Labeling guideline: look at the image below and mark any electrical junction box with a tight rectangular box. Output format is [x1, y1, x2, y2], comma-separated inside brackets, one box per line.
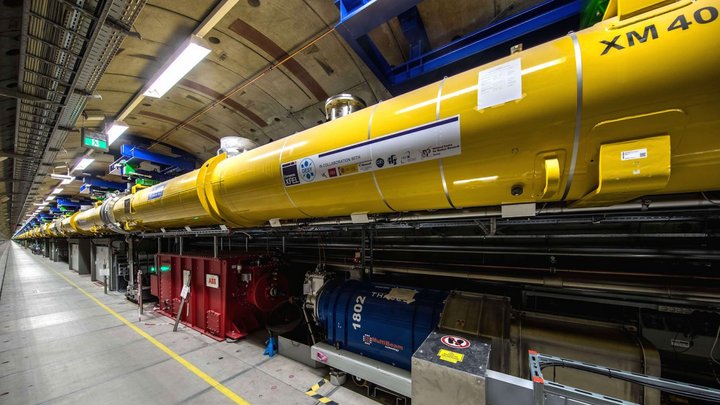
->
[411, 330, 491, 405]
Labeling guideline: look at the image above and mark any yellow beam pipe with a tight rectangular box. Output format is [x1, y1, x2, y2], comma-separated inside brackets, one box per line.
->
[25, 0, 720, 237]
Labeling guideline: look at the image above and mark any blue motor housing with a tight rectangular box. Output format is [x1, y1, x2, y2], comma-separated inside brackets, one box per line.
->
[316, 280, 448, 370]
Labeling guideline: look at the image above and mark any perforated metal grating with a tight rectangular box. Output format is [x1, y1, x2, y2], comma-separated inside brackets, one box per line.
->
[11, 0, 146, 232]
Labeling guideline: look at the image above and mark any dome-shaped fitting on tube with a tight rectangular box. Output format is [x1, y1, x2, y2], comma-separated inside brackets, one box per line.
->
[324, 93, 367, 121]
[218, 136, 257, 157]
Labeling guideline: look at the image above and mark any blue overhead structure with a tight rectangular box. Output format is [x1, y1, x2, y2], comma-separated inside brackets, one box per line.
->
[119, 144, 195, 175]
[335, 0, 584, 95]
[54, 198, 91, 223]
[38, 213, 54, 221]
[114, 134, 197, 162]
[56, 197, 86, 208]
[80, 177, 127, 194]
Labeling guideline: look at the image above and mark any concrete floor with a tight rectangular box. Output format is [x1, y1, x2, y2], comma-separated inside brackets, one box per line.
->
[0, 242, 378, 405]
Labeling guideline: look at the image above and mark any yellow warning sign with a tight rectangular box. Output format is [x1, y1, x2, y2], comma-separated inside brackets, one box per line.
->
[438, 349, 465, 364]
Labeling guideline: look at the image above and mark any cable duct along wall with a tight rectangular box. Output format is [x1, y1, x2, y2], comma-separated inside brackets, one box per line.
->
[11, 0, 146, 229]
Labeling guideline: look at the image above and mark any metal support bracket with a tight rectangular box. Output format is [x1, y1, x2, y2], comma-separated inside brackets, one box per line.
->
[528, 350, 720, 404]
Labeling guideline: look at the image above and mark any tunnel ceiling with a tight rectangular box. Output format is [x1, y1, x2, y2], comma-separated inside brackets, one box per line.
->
[2, 0, 543, 236]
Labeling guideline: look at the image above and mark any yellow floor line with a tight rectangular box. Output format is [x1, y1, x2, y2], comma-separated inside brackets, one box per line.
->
[51, 268, 250, 405]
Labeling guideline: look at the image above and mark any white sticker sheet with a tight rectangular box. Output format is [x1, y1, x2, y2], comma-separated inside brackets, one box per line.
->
[477, 58, 522, 110]
[621, 148, 648, 161]
[282, 116, 461, 187]
[147, 184, 166, 200]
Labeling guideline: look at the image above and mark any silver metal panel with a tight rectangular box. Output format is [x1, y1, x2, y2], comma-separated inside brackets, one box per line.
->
[278, 337, 323, 369]
[439, 291, 511, 372]
[501, 203, 536, 218]
[94, 245, 110, 281]
[545, 395, 593, 405]
[311, 342, 412, 397]
[485, 370, 534, 405]
[70, 243, 79, 271]
[411, 331, 491, 405]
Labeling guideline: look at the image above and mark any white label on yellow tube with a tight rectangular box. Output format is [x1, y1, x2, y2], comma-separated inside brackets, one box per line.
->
[477, 58, 522, 110]
[621, 148, 648, 160]
[147, 184, 166, 200]
[282, 116, 461, 187]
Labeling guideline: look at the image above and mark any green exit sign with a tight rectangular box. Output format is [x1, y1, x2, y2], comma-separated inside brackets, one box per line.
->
[84, 137, 107, 149]
[81, 128, 108, 151]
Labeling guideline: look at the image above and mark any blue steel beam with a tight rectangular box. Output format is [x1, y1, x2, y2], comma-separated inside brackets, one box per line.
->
[56, 197, 85, 207]
[335, 0, 583, 95]
[120, 144, 195, 173]
[388, 0, 583, 86]
[334, 0, 422, 87]
[335, 0, 423, 36]
[120, 134, 197, 163]
[397, 6, 430, 59]
[82, 177, 127, 191]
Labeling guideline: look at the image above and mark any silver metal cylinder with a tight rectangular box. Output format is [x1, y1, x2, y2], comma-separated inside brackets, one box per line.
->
[218, 136, 257, 157]
[324, 94, 367, 121]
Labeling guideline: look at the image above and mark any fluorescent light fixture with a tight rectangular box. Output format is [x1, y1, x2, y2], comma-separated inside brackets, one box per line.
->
[85, 114, 105, 120]
[143, 37, 211, 98]
[50, 173, 73, 180]
[107, 121, 129, 145]
[51, 188, 63, 194]
[72, 158, 95, 172]
[46, 195, 56, 201]
[60, 177, 75, 185]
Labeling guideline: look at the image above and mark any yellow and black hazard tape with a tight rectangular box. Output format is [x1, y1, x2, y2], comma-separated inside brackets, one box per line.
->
[305, 378, 339, 405]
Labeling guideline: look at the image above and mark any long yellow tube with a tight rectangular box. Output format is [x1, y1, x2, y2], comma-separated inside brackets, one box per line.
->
[26, 0, 720, 236]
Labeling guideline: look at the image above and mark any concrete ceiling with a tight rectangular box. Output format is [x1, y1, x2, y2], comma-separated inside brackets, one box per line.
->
[78, 0, 390, 160]
[5, 0, 542, 235]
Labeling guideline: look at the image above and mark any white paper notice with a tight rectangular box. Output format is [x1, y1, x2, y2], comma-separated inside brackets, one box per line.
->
[477, 58, 522, 110]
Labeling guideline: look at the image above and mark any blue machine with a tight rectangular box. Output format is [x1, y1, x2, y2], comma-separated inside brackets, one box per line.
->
[316, 280, 448, 370]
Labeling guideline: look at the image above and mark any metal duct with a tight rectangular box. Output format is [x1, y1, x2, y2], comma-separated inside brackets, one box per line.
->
[11, 0, 146, 229]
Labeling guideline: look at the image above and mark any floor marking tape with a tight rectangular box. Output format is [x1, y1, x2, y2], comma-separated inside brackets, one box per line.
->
[305, 378, 339, 405]
[50, 268, 250, 405]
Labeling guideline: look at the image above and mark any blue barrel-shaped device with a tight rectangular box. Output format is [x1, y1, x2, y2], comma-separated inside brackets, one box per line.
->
[316, 280, 448, 370]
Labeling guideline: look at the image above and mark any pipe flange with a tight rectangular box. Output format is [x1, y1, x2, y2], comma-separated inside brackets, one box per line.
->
[99, 194, 128, 234]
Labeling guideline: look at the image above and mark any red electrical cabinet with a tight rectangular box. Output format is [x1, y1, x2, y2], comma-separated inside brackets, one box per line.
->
[150, 253, 288, 341]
